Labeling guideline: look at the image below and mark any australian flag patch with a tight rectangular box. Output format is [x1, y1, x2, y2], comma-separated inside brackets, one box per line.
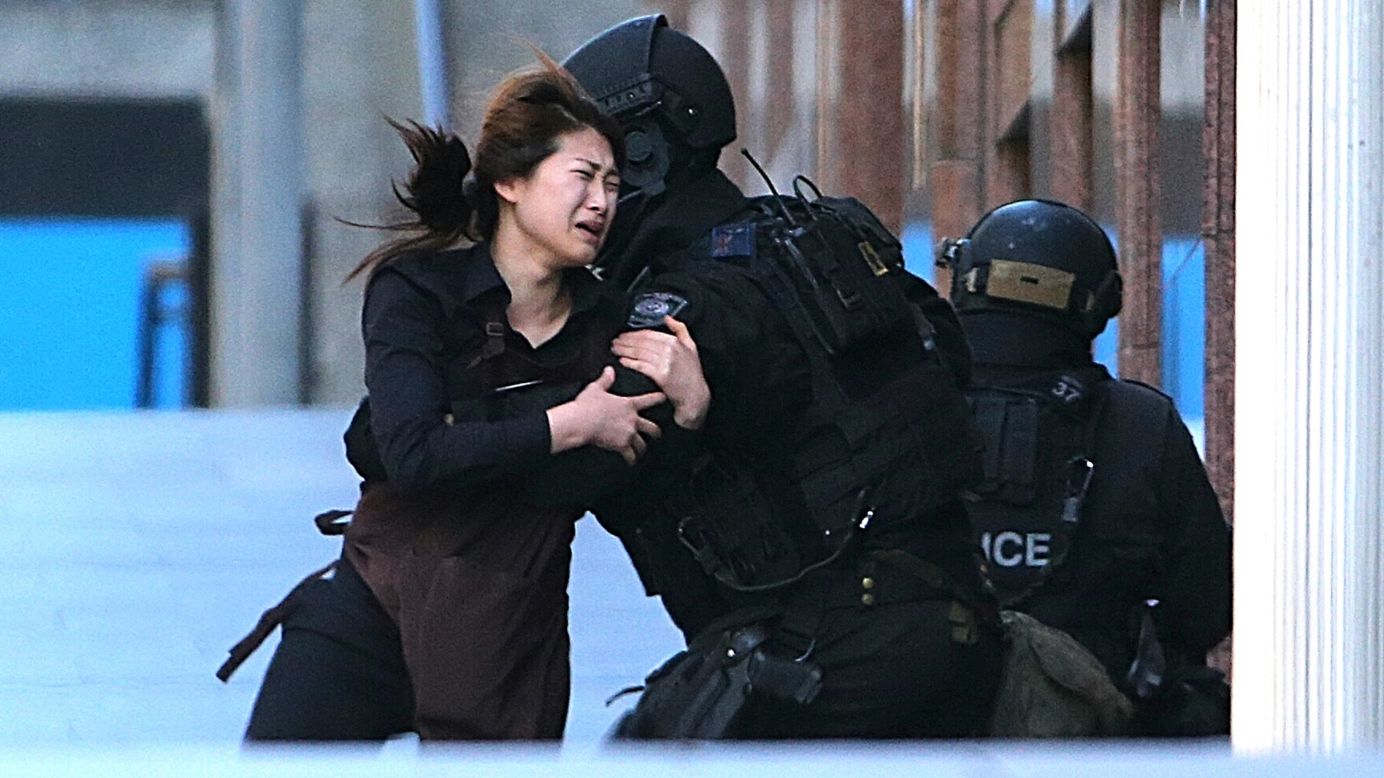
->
[710, 221, 756, 259]
[628, 292, 690, 329]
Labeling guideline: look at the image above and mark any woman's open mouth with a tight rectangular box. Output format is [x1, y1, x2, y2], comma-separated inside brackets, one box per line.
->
[575, 220, 604, 243]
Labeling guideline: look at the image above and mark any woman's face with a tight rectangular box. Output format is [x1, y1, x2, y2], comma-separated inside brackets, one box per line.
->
[495, 126, 620, 269]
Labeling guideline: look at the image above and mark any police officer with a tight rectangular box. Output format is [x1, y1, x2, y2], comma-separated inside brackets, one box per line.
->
[938, 199, 1232, 736]
[545, 16, 1003, 739]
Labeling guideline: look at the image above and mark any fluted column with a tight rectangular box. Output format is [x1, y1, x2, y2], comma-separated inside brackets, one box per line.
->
[1233, 0, 1384, 752]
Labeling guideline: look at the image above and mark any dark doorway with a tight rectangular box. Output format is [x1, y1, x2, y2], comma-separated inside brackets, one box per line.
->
[0, 98, 210, 410]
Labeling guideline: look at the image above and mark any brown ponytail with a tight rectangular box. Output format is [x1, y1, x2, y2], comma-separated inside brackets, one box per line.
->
[346, 52, 624, 282]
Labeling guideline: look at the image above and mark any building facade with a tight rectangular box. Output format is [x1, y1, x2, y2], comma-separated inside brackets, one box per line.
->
[669, 0, 1236, 519]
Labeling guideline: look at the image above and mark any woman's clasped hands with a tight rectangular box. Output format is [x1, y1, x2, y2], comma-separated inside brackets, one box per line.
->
[611, 316, 710, 431]
[547, 367, 664, 465]
[547, 315, 709, 465]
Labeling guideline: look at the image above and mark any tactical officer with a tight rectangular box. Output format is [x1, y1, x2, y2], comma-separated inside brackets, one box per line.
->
[538, 16, 1003, 739]
[938, 199, 1233, 736]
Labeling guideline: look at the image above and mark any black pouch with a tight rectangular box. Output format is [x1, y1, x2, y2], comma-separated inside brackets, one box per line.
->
[675, 457, 803, 590]
[611, 623, 823, 740]
[752, 194, 912, 356]
[747, 648, 823, 705]
[611, 626, 765, 739]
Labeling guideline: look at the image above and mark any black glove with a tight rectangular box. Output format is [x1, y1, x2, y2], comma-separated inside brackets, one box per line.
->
[1129, 664, 1230, 737]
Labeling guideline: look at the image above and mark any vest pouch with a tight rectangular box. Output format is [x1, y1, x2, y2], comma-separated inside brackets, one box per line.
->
[752, 196, 912, 355]
[790, 403, 897, 546]
[965, 370, 1109, 606]
[792, 359, 985, 543]
[675, 458, 803, 591]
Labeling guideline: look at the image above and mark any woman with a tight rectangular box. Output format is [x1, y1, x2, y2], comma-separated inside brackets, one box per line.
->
[228, 56, 710, 741]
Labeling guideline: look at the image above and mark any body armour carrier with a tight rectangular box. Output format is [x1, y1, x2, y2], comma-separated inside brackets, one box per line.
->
[964, 366, 1110, 606]
[661, 177, 985, 594]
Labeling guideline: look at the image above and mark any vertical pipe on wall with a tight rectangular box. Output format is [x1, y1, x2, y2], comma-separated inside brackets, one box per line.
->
[812, 0, 904, 230]
[1051, 6, 1093, 212]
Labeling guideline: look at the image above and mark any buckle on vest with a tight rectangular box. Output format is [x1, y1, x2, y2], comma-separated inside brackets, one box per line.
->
[858, 241, 890, 277]
[1061, 457, 1094, 524]
[834, 283, 862, 310]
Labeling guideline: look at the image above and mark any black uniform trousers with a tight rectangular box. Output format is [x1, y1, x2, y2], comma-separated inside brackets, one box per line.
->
[671, 549, 1004, 741]
[244, 556, 414, 742]
[738, 597, 1002, 739]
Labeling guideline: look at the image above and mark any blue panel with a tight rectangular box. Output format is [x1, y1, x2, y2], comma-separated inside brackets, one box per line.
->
[1162, 236, 1206, 423]
[900, 220, 935, 282]
[1094, 225, 1120, 376]
[1092, 317, 1120, 375]
[0, 218, 189, 410]
[153, 277, 190, 409]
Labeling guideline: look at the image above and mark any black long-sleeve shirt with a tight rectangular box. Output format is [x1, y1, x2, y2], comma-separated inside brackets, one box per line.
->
[360, 246, 620, 496]
[342, 245, 631, 733]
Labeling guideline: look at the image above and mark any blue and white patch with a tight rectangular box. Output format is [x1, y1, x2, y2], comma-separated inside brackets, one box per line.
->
[627, 292, 689, 329]
[710, 222, 756, 258]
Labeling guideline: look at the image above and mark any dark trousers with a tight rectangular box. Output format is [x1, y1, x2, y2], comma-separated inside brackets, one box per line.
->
[738, 597, 1003, 739]
[616, 561, 1004, 741]
[244, 557, 415, 742]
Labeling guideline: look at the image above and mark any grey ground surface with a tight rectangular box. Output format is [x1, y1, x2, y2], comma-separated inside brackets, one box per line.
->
[0, 407, 678, 747]
[0, 409, 1377, 774]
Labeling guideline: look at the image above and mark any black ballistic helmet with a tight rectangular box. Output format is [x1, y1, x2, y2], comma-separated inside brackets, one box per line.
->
[563, 15, 736, 198]
[938, 199, 1123, 337]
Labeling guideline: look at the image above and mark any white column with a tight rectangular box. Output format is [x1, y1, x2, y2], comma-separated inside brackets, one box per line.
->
[1234, 0, 1384, 752]
[210, 0, 304, 406]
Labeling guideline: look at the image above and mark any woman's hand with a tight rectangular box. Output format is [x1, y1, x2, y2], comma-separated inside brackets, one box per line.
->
[611, 316, 711, 430]
[546, 367, 665, 464]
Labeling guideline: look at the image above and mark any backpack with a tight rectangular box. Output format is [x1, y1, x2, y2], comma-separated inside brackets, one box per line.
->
[964, 367, 1110, 606]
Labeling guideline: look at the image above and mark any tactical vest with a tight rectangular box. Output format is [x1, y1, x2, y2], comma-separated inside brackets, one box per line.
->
[657, 185, 985, 594]
[964, 366, 1111, 606]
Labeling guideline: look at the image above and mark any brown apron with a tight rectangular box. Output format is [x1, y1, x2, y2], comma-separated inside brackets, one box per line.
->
[343, 298, 612, 740]
[215, 272, 618, 738]
[345, 483, 579, 740]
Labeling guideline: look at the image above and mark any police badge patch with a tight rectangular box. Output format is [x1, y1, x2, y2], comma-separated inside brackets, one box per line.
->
[627, 292, 689, 329]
